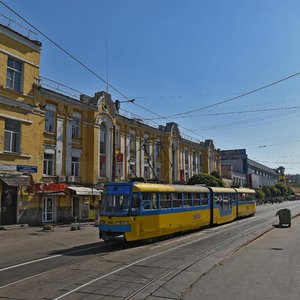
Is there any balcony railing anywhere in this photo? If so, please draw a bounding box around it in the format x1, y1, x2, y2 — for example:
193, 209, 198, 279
0, 14, 38, 41
36, 76, 85, 100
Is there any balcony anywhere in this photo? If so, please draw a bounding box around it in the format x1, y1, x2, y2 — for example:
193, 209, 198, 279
0, 14, 38, 41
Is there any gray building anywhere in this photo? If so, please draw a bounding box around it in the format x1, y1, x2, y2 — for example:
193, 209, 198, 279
221, 149, 277, 188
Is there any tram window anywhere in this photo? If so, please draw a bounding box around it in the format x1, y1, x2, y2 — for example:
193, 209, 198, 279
142, 193, 152, 210
152, 193, 159, 209
214, 194, 222, 206
172, 193, 182, 208
201, 193, 208, 206
132, 193, 141, 209
223, 195, 230, 210
183, 193, 192, 207
119, 195, 129, 211
194, 193, 201, 206
160, 193, 172, 209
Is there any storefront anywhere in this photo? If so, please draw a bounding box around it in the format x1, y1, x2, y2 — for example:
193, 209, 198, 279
68, 186, 102, 221
0, 174, 31, 225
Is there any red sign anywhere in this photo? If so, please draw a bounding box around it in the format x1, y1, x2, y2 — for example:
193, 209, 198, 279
116, 153, 123, 162
180, 169, 185, 182
31, 183, 67, 192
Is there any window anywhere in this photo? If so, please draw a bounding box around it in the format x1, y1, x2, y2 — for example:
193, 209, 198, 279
155, 139, 161, 158
72, 113, 81, 138
156, 164, 161, 180
4, 119, 20, 153
45, 105, 56, 133
144, 134, 150, 156
192, 151, 196, 173
160, 193, 172, 209
142, 193, 158, 210
172, 193, 182, 208
201, 193, 209, 206
43, 153, 54, 175
71, 157, 80, 176
183, 193, 192, 207
130, 130, 136, 153
6, 57, 22, 91
194, 193, 201, 206
144, 163, 150, 180
100, 123, 107, 177
115, 126, 120, 148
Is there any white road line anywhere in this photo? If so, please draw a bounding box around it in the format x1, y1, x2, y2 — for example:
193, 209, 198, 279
0, 245, 101, 272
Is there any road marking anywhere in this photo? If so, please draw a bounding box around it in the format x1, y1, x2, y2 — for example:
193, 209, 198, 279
0, 245, 101, 272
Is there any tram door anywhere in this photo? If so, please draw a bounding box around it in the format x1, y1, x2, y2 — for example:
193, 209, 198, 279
1, 184, 17, 225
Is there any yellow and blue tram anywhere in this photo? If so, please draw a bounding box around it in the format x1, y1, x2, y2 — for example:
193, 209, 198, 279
99, 182, 256, 242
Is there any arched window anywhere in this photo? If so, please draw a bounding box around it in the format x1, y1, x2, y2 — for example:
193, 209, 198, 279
100, 123, 107, 177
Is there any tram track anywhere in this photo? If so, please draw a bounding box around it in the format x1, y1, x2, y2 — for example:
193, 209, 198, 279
1, 203, 300, 299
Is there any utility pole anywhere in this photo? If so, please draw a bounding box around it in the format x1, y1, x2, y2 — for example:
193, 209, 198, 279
112, 125, 116, 182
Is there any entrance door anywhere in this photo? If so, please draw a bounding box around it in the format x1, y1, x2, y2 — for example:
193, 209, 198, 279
73, 196, 89, 220
42, 197, 54, 222
1, 184, 17, 225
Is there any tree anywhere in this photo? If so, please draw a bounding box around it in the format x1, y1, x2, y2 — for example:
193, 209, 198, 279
187, 173, 224, 187
276, 166, 285, 176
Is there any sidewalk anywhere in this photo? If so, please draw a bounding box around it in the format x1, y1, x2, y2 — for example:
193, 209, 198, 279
182, 215, 300, 300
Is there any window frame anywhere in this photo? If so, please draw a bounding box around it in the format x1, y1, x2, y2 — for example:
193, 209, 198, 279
6, 56, 23, 92
4, 118, 20, 153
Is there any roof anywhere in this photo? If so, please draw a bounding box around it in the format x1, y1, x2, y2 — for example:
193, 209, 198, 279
0, 175, 31, 186
132, 182, 210, 193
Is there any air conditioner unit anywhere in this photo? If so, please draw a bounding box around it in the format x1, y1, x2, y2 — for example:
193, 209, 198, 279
58, 176, 66, 183
68, 176, 76, 183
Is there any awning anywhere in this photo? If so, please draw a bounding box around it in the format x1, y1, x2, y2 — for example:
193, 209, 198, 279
68, 186, 102, 196
0, 175, 31, 187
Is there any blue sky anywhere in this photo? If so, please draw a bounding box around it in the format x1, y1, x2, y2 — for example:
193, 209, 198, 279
1, 0, 300, 174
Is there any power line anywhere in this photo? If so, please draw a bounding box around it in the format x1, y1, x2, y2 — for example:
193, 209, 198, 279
2, 0, 300, 148
145, 104, 300, 120
159, 74, 300, 119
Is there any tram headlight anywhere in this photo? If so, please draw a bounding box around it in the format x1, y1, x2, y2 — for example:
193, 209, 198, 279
115, 221, 128, 225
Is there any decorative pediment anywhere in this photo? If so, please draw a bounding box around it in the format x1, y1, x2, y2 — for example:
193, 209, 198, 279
92, 91, 117, 116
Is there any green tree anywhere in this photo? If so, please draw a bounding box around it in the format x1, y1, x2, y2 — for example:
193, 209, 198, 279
276, 166, 285, 176
255, 189, 265, 199
186, 173, 224, 187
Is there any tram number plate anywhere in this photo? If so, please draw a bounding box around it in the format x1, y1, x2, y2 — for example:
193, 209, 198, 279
193, 213, 201, 220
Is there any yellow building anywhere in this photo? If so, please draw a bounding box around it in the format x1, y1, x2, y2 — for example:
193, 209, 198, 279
0, 15, 221, 226
0, 16, 43, 225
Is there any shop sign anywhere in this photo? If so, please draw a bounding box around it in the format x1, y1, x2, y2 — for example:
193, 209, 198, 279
0, 163, 16, 171
116, 153, 123, 177
31, 183, 67, 192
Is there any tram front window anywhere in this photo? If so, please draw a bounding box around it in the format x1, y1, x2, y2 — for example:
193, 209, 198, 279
101, 194, 130, 215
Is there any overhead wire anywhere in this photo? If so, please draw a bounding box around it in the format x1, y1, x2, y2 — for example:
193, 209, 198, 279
2, 0, 300, 149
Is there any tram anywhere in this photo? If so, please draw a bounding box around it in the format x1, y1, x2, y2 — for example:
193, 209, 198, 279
99, 181, 256, 242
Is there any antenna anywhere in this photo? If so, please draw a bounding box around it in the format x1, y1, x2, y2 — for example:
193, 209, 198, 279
105, 31, 109, 93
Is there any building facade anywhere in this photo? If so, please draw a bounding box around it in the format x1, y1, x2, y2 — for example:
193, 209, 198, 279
221, 149, 278, 188
0, 16, 221, 226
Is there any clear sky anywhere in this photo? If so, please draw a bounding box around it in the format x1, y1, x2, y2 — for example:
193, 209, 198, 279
1, 0, 300, 174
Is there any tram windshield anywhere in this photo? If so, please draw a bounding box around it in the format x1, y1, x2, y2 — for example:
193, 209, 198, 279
100, 194, 130, 216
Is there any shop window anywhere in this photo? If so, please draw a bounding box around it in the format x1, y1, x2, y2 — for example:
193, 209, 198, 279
6, 57, 22, 91
4, 118, 20, 153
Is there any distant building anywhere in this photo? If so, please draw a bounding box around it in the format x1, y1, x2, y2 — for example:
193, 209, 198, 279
221, 149, 277, 188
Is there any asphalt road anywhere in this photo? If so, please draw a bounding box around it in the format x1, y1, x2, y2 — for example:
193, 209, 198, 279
1, 201, 300, 299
